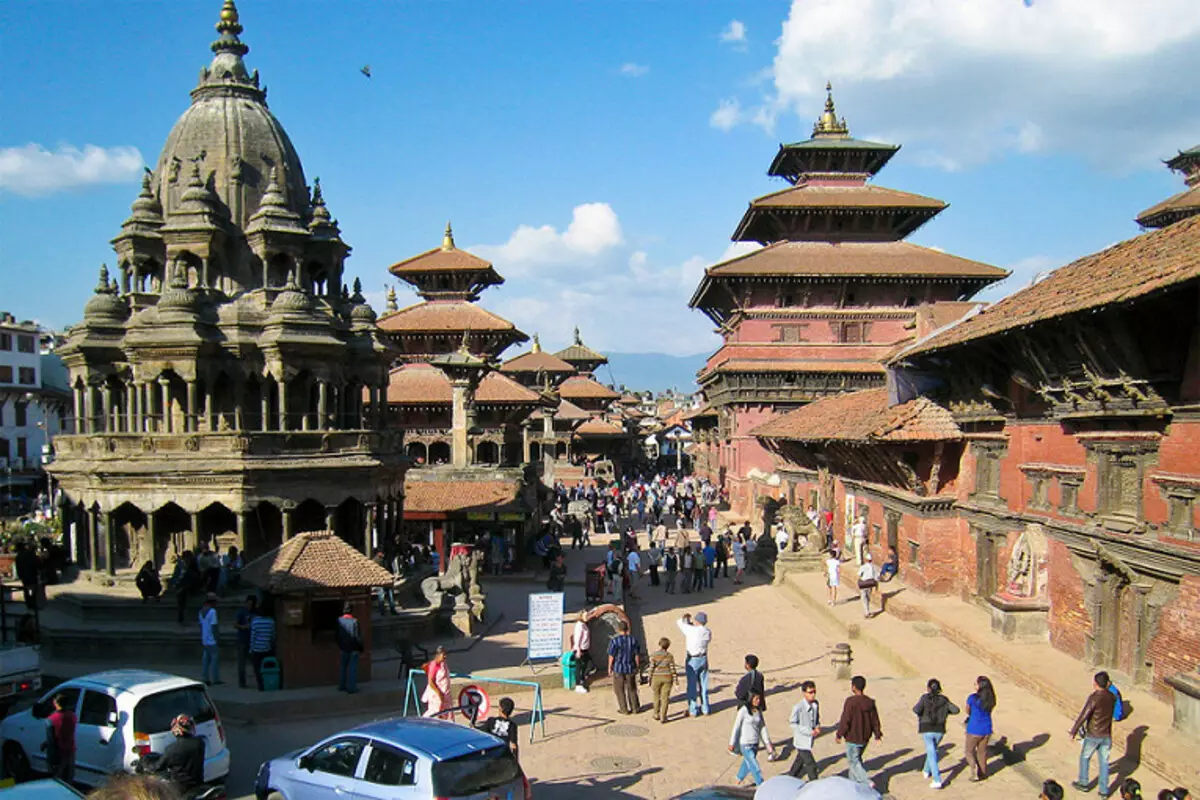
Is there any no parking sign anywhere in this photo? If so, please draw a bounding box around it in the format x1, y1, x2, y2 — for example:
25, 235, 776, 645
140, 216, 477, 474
458, 684, 490, 724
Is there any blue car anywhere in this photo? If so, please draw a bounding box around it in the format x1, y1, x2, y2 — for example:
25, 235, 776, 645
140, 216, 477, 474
255, 717, 530, 800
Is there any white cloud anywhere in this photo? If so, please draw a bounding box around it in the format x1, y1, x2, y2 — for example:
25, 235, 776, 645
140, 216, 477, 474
0, 143, 144, 196
620, 63, 650, 78
710, 98, 744, 132
724, 0, 1200, 169
473, 203, 623, 276
977, 254, 1060, 301
720, 20, 748, 46
719, 241, 762, 262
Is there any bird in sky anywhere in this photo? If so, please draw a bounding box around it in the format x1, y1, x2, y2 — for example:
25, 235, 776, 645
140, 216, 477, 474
360, 65, 372, 79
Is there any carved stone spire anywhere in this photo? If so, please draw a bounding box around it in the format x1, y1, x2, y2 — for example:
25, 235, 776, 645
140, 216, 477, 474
385, 285, 398, 312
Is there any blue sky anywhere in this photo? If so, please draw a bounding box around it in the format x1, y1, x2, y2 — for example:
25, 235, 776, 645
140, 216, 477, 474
2, 0, 1199, 359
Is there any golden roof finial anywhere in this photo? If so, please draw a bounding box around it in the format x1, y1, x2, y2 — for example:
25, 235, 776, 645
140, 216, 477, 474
812, 80, 850, 138
442, 221, 455, 251
532, 333, 541, 353
216, 0, 242, 33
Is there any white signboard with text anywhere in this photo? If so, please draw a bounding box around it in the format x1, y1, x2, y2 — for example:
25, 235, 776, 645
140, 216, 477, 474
527, 592, 564, 661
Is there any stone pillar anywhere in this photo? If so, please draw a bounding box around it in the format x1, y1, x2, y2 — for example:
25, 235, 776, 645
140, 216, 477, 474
133, 383, 143, 432
364, 502, 377, 557
283, 505, 295, 541
98, 509, 114, 576
101, 386, 113, 433
325, 506, 337, 534
185, 380, 197, 433
235, 511, 251, 554
189, 510, 201, 553
70, 386, 82, 434
125, 382, 135, 433
84, 385, 96, 434
261, 388, 270, 432
317, 381, 328, 431
277, 378, 288, 432
450, 379, 471, 468
148, 512, 159, 568
158, 379, 171, 434
205, 384, 214, 432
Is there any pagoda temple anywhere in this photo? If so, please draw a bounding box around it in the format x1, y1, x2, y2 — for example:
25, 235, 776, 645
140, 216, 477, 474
688, 84, 1008, 517
1137, 144, 1200, 229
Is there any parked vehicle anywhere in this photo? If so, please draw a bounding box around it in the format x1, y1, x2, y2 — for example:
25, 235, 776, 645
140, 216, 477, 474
256, 717, 530, 800
0, 669, 230, 788
133, 751, 227, 800
0, 777, 84, 798
0, 640, 41, 717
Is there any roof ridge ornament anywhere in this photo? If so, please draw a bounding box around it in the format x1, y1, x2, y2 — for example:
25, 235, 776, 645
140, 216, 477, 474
574, 326, 582, 345
532, 333, 541, 353
95, 264, 112, 294
812, 81, 850, 139
385, 285, 398, 312
442, 221, 455, 251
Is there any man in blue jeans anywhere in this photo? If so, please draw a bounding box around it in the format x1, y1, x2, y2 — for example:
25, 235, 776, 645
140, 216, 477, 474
1070, 670, 1116, 798
835, 675, 883, 788
676, 612, 712, 716
335, 602, 363, 693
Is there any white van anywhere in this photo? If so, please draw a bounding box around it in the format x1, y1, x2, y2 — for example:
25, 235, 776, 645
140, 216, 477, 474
0, 669, 231, 788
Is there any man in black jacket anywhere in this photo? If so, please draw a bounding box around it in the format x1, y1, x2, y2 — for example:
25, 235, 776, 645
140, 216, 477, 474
153, 714, 206, 795
336, 602, 364, 693
734, 654, 766, 711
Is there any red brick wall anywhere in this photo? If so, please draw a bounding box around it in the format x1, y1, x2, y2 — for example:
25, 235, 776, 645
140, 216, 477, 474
1047, 540, 1089, 661
1146, 574, 1200, 700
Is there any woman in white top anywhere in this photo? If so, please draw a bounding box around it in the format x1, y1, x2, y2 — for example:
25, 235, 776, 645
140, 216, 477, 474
825, 553, 841, 606
732, 536, 747, 585
857, 554, 878, 618
728, 691, 775, 785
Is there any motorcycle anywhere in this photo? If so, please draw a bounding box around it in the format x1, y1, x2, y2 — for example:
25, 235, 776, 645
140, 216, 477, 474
131, 752, 227, 800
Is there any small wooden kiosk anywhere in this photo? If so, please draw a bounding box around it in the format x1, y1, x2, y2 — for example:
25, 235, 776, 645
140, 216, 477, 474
240, 531, 393, 689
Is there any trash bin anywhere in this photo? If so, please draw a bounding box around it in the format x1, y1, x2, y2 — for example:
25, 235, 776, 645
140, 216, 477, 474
261, 657, 282, 692
560, 651, 577, 690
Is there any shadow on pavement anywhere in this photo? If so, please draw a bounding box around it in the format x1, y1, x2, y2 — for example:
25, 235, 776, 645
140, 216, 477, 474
533, 767, 664, 800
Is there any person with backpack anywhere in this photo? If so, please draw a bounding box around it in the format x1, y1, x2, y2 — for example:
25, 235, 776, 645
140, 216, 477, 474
912, 677, 960, 789
1070, 670, 1117, 797
336, 602, 365, 694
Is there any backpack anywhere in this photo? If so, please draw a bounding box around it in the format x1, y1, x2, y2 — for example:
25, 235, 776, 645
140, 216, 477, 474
1108, 684, 1127, 722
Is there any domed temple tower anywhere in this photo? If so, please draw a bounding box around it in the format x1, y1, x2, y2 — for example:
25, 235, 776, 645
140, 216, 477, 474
49, 1, 405, 572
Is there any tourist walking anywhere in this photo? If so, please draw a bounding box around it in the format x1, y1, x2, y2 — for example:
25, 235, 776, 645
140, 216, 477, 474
648, 637, 678, 723
826, 550, 841, 605
691, 545, 706, 592
857, 554, 877, 618
733, 535, 747, 584
45, 692, 76, 782
571, 609, 593, 694
647, 543, 661, 587
626, 548, 642, 599
234, 595, 257, 689
336, 602, 364, 694
422, 646, 451, 715
703, 540, 717, 588
607, 621, 641, 714
680, 547, 693, 594
198, 592, 221, 686
664, 547, 678, 594
248, 604, 276, 691
1070, 670, 1117, 797
728, 691, 776, 786
963, 675, 997, 782
715, 535, 729, 578
913, 678, 960, 789
787, 681, 822, 781
678, 612, 712, 716
734, 654, 766, 710
835, 675, 883, 789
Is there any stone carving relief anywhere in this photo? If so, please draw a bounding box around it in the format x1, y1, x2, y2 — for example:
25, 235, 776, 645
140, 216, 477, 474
1004, 526, 1047, 600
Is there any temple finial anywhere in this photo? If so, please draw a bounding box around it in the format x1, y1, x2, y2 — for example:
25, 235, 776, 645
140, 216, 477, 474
385, 285, 398, 312
813, 80, 849, 138
442, 221, 455, 251
573, 326, 582, 345
532, 333, 541, 353
458, 328, 471, 353
217, 0, 241, 35
95, 264, 111, 294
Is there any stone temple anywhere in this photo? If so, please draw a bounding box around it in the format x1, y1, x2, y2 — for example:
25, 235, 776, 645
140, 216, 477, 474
48, 1, 406, 573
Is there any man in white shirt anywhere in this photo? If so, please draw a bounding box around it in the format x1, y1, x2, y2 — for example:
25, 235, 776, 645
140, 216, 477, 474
198, 592, 221, 686
571, 609, 593, 693
677, 612, 713, 716
775, 523, 791, 555
851, 515, 868, 565
626, 549, 642, 599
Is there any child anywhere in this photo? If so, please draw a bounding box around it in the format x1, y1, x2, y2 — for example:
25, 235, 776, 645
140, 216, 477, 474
480, 697, 519, 762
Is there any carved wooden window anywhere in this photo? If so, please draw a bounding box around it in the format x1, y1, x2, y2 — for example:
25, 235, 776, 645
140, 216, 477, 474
971, 443, 1005, 502
773, 324, 807, 343
840, 322, 863, 343
1167, 495, 1193, 533
1059, 478, 1082, 516
1028, 474, 1050, 510
1098, 452, 1143, 523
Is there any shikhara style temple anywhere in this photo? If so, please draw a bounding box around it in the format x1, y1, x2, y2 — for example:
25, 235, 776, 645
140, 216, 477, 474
48, 0, 405, 568
688, 85, 1007, 517
753, 141, 1200, 727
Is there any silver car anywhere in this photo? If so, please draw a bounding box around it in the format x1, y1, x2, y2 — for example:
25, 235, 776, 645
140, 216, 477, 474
255, 717, 529, 800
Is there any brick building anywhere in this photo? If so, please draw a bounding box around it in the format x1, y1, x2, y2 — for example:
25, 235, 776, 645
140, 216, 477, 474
755, 150, 1200, 708
687, 84, 1006, 519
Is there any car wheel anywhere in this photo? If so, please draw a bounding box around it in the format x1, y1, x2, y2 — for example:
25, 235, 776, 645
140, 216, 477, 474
2, 742, 31, 783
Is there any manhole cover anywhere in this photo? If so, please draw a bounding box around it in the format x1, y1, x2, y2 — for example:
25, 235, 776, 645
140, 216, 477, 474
590, 755, 643, 771
604, 723, 649, 738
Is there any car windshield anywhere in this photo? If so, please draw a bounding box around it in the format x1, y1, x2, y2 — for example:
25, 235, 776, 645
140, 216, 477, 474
133, 686, 216, 733
430, 747, 520, 797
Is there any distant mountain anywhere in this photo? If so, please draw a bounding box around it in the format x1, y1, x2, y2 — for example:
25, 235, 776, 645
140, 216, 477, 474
596, 351, 708, 395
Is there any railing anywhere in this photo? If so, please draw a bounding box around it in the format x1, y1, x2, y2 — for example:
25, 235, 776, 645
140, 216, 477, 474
51, 429, 403, 459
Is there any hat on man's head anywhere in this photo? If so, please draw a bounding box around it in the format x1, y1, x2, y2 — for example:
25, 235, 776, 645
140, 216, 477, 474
694, 611, 708, 624
205, 592, 219, 603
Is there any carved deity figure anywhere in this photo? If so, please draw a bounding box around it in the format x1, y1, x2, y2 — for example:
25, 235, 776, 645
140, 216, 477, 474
1006, 532, 1035, 597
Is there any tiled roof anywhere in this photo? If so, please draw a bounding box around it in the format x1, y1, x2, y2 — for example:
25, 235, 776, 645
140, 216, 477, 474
377, 301, 521, 333
388, 246, 497, 276
1136, 184, 1200, 229
574, 418, 627, 436
700, 240, 1007, 281
749, 183, 946, 210
753, 386, 961, 443
553, 398, 591, 421
404, 479, 524, 513
499, 350, 576, 374
241, 532, 393, 592
708, 359, 886, 375
385, 363, 541, 405
558, 374, 620, 400
555, 342, 608, 365
682, 404, 717, 420
618, 393, 641, 405
898, 214, 1200, 359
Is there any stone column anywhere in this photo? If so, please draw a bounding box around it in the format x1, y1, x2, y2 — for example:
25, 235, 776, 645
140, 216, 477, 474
204, 384, 214, 432
325, 506, 338, 534
70, 386, 82, 434
185, 380, 197, 433
277, 378, 288, 432
147, 511, 159, 568
84, 385, 96, 434
235, 511, 251, 554
317, 381, 328, 431
364, 502, 377, 557
260, 388, 270, 432
450, 379, 471, 468
125, 382, 135, 433
282, 505, 295, 541
158, 379, 171, 434
189, 510, 201, 553
101, 386, 113, 433
97, 509, 114, 576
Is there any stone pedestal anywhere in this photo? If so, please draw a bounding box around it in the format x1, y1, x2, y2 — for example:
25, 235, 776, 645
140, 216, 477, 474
773, 550, 824, 585
1165, 670, 1200, 739
451, 599, 476, 637
988, 593, 1049, 642
831, 642, 853, 679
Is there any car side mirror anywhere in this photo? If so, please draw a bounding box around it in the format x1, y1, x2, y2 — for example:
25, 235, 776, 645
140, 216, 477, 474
298, 755, 313, 772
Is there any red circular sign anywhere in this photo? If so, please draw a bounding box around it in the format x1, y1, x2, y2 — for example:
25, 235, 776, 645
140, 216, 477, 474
457, 684, 490, 721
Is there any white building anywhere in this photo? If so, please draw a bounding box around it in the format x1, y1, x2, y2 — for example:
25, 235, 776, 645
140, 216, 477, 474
0, 312, 67, 508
